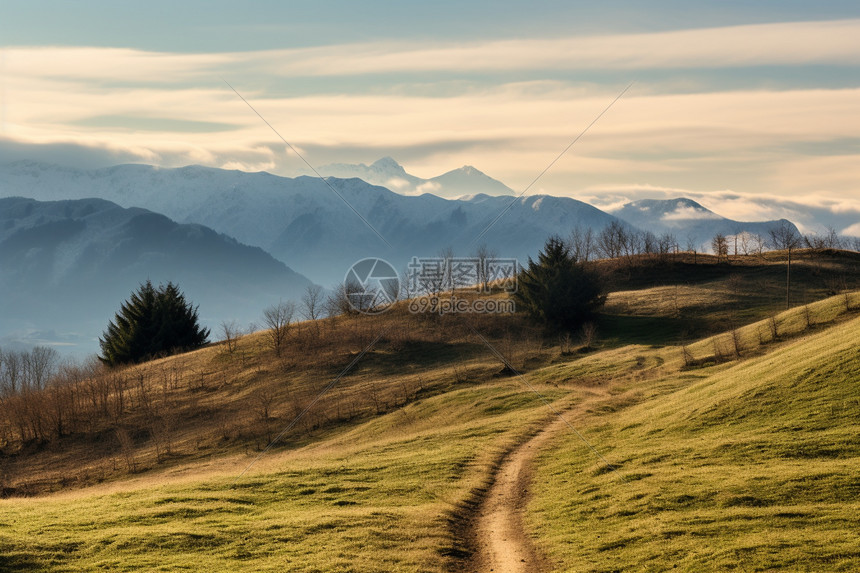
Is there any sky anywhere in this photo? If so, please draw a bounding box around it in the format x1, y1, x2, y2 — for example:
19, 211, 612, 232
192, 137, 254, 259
1, 0, 859, 233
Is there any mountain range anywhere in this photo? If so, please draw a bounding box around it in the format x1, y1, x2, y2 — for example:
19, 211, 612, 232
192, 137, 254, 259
318, 157, 515, 198
0, 160, 802, 284
0, 196, 312, 355
0, 159, 805, 357
611, 198, 789, 249
0, 161, 616, 285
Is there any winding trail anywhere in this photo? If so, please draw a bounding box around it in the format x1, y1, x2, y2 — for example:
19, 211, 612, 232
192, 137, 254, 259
467, 409, 581, 573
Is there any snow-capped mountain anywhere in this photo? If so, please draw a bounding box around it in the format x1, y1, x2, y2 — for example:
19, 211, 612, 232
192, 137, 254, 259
0, 196, 313, 355
0, 162, 808, 292
612, 198, 799, 251
318, 157, 515, 198
0, 161, 613, 285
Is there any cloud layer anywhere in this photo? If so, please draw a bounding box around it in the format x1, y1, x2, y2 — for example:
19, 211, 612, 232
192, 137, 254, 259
1, 18, 858, 229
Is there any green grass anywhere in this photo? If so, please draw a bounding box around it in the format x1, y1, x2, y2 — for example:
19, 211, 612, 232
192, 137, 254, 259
0, 382, 568, 572
599, 250, 860, 344
527, 311, 860, 572
3, 259, 859, 572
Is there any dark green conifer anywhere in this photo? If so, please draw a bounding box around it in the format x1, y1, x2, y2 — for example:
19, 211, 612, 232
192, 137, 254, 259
514, 236, 606, 331
99, 281, 209, 366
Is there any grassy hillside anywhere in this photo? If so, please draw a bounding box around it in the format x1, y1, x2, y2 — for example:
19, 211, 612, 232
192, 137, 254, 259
598, 249, 860, 345
527, 298, 860, 572
1, 251, 857, 572
0, 305, 549, 497
0, 373, 575, 572
3, 249, 856, 497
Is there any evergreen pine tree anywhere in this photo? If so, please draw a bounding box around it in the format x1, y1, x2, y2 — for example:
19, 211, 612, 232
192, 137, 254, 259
514, 236, 606, 331
99, 281, 209, 366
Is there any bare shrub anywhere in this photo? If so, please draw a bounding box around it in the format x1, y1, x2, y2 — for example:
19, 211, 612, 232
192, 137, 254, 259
252, 387, 277, 442
560, 332, 574, 355
580, 322, 598, 350
150, 409, 178, 462
452, 363, 470, 384
730, 329, 742, 358
115, 427, 137, 473
768, 316, 779, 341
682, 345, 693, 368
712, 338, 725, 363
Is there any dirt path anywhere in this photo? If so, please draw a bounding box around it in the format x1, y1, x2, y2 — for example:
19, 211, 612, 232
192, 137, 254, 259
467, 411, 577, 573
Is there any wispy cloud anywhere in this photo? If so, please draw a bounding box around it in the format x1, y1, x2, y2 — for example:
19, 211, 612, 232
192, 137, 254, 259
2, 18, 859, 228
240, 19, 860, 75
661, 205, 721, 221
6, 19, 860, 83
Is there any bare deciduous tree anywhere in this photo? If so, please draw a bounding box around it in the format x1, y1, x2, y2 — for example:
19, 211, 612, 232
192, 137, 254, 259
685, 234, 699, 264
658, 232, 677, 258
324, 283, 351, 317
262, 301, 296, 356
682, 345, 694, 368
804, 226, 841, 250
437, 246, 457, 294
473, 243, 498, 292
642, 231, 657, 255
711, 233, 729, 260
220, 320, 241, 354
568, 226, 595, 263
768, 220, 802, 252
596, 221, 629, 260
730, 328, 742, 358
300, 285, 324, 337
769, 221, 802, 309
301, 285, 323, 322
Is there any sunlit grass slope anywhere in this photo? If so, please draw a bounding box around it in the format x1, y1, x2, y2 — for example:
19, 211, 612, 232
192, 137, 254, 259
0, 380, 570, 572
528, 308, 860, 572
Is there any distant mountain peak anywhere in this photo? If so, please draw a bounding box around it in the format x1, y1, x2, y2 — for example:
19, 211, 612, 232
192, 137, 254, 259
371, 156, 403, 170
622, 197, 718, 220
318, 158, 514, 198
612, 196, 800, 251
